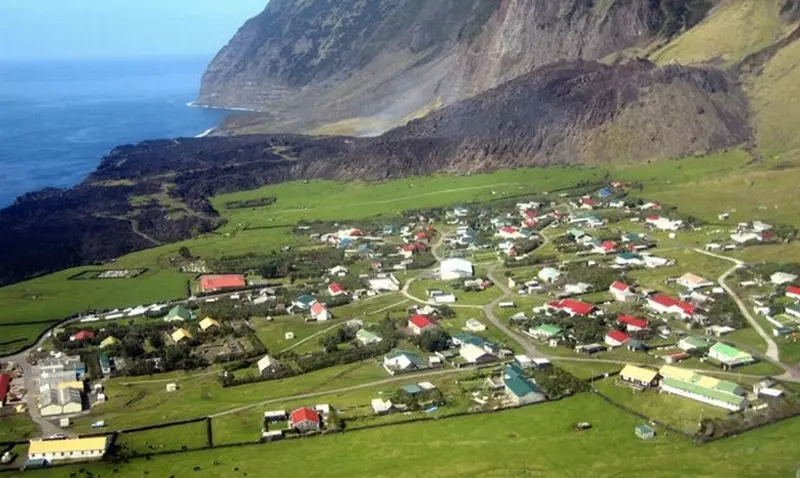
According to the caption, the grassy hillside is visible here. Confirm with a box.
[747,39,800,158]
[12,394,800,478]
[651,0,792,66]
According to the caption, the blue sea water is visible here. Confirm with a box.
[0,57,228,206]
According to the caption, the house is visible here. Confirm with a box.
[619,365,659,388]
[371,398,393,414]
[70,330,95,342]
[616,252,646,267]
[327,282,346,297]
[0,374,9,407]
[594,240,618,255]
[367,274,400,292]
[439,258,474,281]
[199,317,221,332]
[635,424,656,440]
[198,274,246,294]
[292,294,317,311]
[459,344,498,364]
[528,324,563,340]
[383,350,428,375]
[98,354,112,376]
[605,330,630,347]
[579,197,598,209]
[504,367,546,405]
[464,319,486,332]
[164,305,194,322]
[708,342,754,367]
[771,272,798,285]
[171,328,193,344]
[785,285,800,300]
[257,355,282,378]
[39,386,82,416]
[785,304,800,319]
[310,301,331,321]
[678,336,711,351]
[617,315,648,332]
[547,298,596,317]
[514,355,534,369]
[609,282,636,302]
[645,216,683,231]
[290,407,321,433]
[678,273,714,290]
[752,220,772,232]
[99,336,119,349]
[658,366,747,411]
[538,267,561,283]
[28,437,108,464]
[643,255,672,269]
[433,294,457,304]
[408,315,436,335]
[329,265,349,277]
[356,329,383,346]
[647,294,695,319]
[564,282,591,296]
[496,226,523,239]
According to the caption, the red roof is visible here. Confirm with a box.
[524,209,538,218]
[311,302,327,316]
[600,241,617,251]
[618,315,648,329]
[199,274,247,292]
[328,283,344,294]
[787,285,800,296]
[72,330,96,341]
[610,281,630,292]
[349,228,363,236]
[290,407,320,426]
[500,226,518,234]
[759,231,776,240]
[409,314,434,329]
[650,294,695,315]
[549,299,595,316]
[645,215,661,221]
[582,198,597,206]
[416,231,429,239]
[606,330,630,343]
[0,374,9,403]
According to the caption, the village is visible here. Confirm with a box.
[1,179,799,471]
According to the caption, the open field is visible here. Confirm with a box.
[0,414,39,442]
[115,420,209,455]
[12,394,800,478]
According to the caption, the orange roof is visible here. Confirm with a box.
[199,274,246,292]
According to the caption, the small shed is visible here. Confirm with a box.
[634,424,655,440]
[285,332,295,340]
[166,383,178,392]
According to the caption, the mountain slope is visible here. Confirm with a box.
[199,0,714,134]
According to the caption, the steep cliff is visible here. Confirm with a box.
[199,0,714,133]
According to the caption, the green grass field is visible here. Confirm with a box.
[0,414,39,442]
[12,394,800,478]
[115,420,209,455]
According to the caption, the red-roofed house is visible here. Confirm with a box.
[310,301,331,321]
[408,315,436,335]
[290,407,321,432]
[70,330,96,342]
[415,231,430,241]
[0,373,10,407]
[786,285,800,301]
[547,299,596,317]
[647,294,695,319]
[609,281,636,302]
[580,197,597,210]
[605,330,630,347]
[327,282,346,297]
[618,315,648,332]
[594,241,618,255]
[199,274,247,294]
[496,226,522,239]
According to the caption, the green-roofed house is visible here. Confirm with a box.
[452,333,493,351]
[678,336,711,352]
[164,305,195,322]
[383,350,428,375]
[401,384,423,395]
[659,368,747,411]
[528,324,563,340]
[292,294,317,311]
[356,329,383,346]
[616,252,645,266]
[504,374,546,406]
[708,342,755,367]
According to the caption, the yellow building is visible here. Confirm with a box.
[28,436,108,463]
[199,317,221,332]
[99,336,120,348]
[171,328,193,344]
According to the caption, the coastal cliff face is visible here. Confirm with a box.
[198,0,715,133]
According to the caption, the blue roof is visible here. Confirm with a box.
[598,187,613,197]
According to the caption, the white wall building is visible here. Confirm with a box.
[439,258,474,281]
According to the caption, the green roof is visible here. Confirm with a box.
[534,324,562,336]
[453,333,488,348]
[386,350,427,368]
[505,376,542,398]
[296,294,316,306]
[662,377,745,407]
[356,329,380,341]
[618,252,642,260]
[402,384,423,394]
[167,306,194,320]
[710,342,750,360]
[505,363,524,380]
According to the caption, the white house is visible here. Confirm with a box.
[730,232,759,244]
[678,273,714,290]
[464,319,487,332]
[257,355,282,378]
[459,344,497,364]
[329,265,349,277]
[643,255,672,269]
[645,216,683,231]
[439,258,474,281]
[383,350,427,375]
[368,274,401,292]
[771,272,798,285]
[28,437,108,463]
[538,267,561,283]
[708,343,754,367]
[609,281,636,302]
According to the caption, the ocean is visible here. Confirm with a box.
[0,57,229,207]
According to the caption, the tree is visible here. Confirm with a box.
[178,246,192,260]
[415,328,451,352]
[437,305,455,319]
